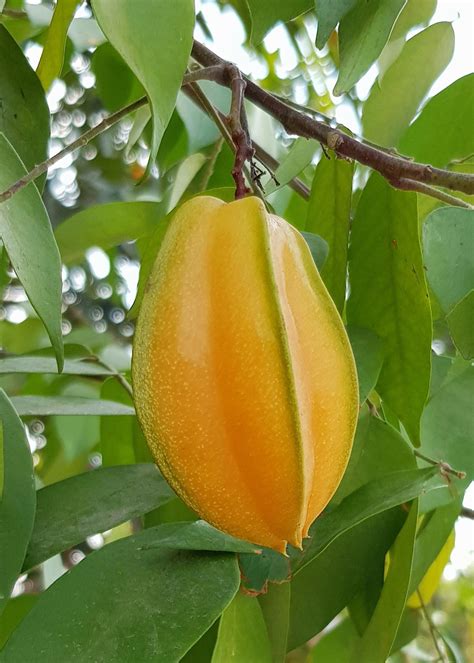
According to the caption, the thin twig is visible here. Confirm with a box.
[191,41,474,196]
[88,356,134,399]
[414,450,466,480]
[417,591,449,663]
[461,506,474,520]
[392,178,473,210]
[224,64,254,198]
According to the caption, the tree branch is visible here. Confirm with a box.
[191,40,474,196]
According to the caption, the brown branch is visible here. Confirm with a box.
[252,143,310,200]
[392,178,473,210]
[461,506,474,520]
[414,449,466,480]
[191,40,474,196]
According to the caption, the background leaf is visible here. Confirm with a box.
[335,0,406,95]
[23,464,174,570]
[0,390,35,613]
[362,22,454,147]
[399,74,474,167]
[306,153,354,312]
[315,0,358,49]
[0,25,49,172]
[0,135,63,371]
[55,201,164,264]
[246,0,312,44]
[447,290,474,359]
[347,327,385,403]
[347,174,431,445]
[212,591,272,662]
[91,0,194,174]
[10,396,135,417]
[36,0,79,90]
[422,207,474,313]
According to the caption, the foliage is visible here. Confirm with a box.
[0,1,472,661]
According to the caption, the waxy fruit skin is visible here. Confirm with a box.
[132,195,358,552]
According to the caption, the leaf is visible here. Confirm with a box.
[10,396,135,417]
[315,0,358,49]
[166,153,207,211]
[300,231,329,271]
[447,290,474,360]
[23,464,174,571]
[0,135,63,371]
[4,532,240,663]
[335,410,415,504]
[92,42,144,112]
[399,74,474,167]
[422,207,474,313]
[295,467,440,573]
[409,497,461,595]
[347,327,384,403]
[36,0,80,90]
[287,509,405,650]
[55,201,164,264]
[306,153,354,312]
[266,138,317,195]
[362,22,454,148]
[421,368,474,485]
[334,0,406,96]
[0,390,35,613]
[100,379,136,466]
[0,595,38,649]
[258,582,291,663]
[239,548,290,594]
[211,592,272,663]
[91,0,194,176]
[347,173,431,446]
[0,354,114,376]
[377,0,437,76]
[351,501,418,663]
[309,617,359,661]
[246,0,312,44]
[0,25,49,172]
[141,521,259,555]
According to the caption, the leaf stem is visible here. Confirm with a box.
[414,450,466,480]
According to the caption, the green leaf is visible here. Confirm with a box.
[10,396,135,417]
[91,0,194,176]
[351,501,418,663]
[0,595,38,649]
[447,290,474,360]
[266,138,317,195]
[92,42,144,112]
[141,521,259,555]
[23,464,174,571]
[239,548,290,594]
[347,327,385,403]
[100,379,136,466]
[335,0,406,96]
[0,390,35,613]
[246,0,312,44]
[421,368,474,485]
[0,25,49,172]
[36,0,80,90]
[0,135,63,371]
[399,74,474,167]
[315,0,358,49]
[347,174,431,446]
[295,467,440,573]
[212,592,272,663]
[300,231,329,271]
[362,22,454,148]
[335,410,415,504]
[409,498,460,595]
[166,153,207,211]
[4,532,240,662]
[0,354,114,376]
[306,153,354,312]
[258,582,291,663]
[288,509,405,650]
[377,0,437,76]
[55,201,164,264]
[309,617,359,661]
[422,207,474,313]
